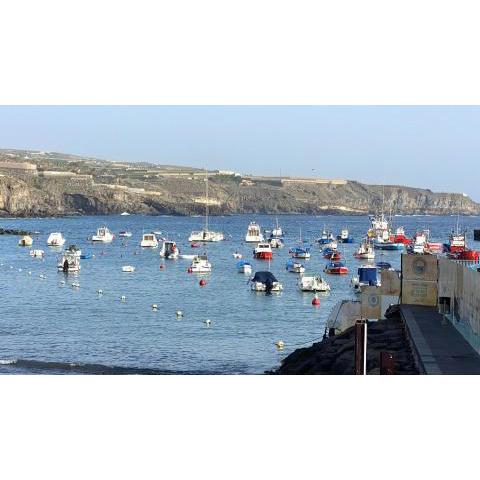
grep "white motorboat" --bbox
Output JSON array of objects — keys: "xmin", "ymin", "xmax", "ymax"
[
  {"xmin": 188, "ymin": 169, "xmax": 224, "ymax": 242},
  {"xmin": 122, "ymin": 265, "xmax": 135, "ymax": 272},
  {"xmin": 190, "ymin": 255, "xmax": 212, "ymax": 273},
  {"xmin": 290, "ymin": 246, "xmax": 311, "ymax": 259},
  {"xmin": 29, "ymin": 249, "xmax": 45, "ymax": 258},
  {"xmin": 237, "ymin": 260, "xmax": 252, "ymax": 274},
  {"xmin": 119, "ymin": 231, "xmax": 132, "ymax": 238},
  {"xmin": 232, "ymin": 251, "xmax": 242, "ymax": 259},
  {"xmin": 298, "ymin": 275, "xmax": 331, "ymax": 292},
  {"xmin": 18, "ymin": 235, "xmax": 33, "ymax": 247},
  {"xmin": 250, "ymin": 271, "xmax": 283, "ymax": 292},
  {"xmin": 160, "ymin": 240, "xmax": 179, "ymax": 259},
  {"xmin": 92, "ymin": 226, "xmax": 114, "ymax": 243},
  {"xmin": 140, "ymin": 233, "xmax": 159, "ymax": 248},
  {"xmin": 286, "ymin": 259, "xmax": 305, "ymax": 274},
  {"xmin": 253, "ymin": 243, "xmax": 273, "ymax": 260},
  {"xmin": 120, "ymin": 211, "xmax": 130, "ymax": 216},
  {"xmin": 57, "ymin": 251, "xmax": 81, "ymax": 273},
  {"xmin": 66, "ymin": 245, "xmax": 81, "ymax": 257},
  {"xmin": 268, "ymin": 237, "xmax": 284, "ymax": 249},
  {"xmin": 353, "ymin": 241, "xmax": 375, "ymax": 260},
  {"xmin": 245, "ymin": 221, "xmax": 264, "ymax": 243},
  {"xmin": 47, "ymin": 232, "xmax": 66, "ymax": 247}
]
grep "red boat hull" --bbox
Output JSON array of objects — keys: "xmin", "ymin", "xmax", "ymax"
[
  {"xmin": 450, "ymin": 250, "xmax": 480, "ymax": 261},
  {"xmin": 325, "ymin": 267, "xmax": 349, "ymax": 275},
  {"xmin": 254, "ymin": 252, "xmax": 273, "ymax": 260},
  {"xmin": 390, "ymin": 234, "xmax": 411, "ymax": 245}
]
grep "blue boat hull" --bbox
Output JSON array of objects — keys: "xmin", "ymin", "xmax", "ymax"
[{"xmin": 373, "ymin": 242, "xmax": 404, "ymax": 251}]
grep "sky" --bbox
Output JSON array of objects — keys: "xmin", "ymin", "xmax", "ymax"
[{"xmin": 0, "ymin": 105, "xmax": 479, "ymax": 200}]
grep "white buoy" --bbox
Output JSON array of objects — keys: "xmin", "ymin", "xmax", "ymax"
[
  {"xmin": 120, "ymin": 295, "xmax": 126, "ymax": 302},
  {"xmin": 204, "ymin": 319, "xmax": 211, "ymax": 327},
  {"xmin": 97, "ymin": 289, "xmax": 103, "ymax": 295},
  {"xmin": 72, "ymin": 282, "xmax": 80, "ymax": 288},
  {"xmin": 39, "ymin": 274, "xmax": 46, "ymax": 279},
  {"xmin": 28, "ymin": 270, "xmax": 32, "ymax": 275},
  {"xmin": 18, "ymin": 268, "xmax": 22, "ymax": 272},
  {"xmin": 152, "ymin": 304, "xmax": 158, "ymax": 311},
  {"xmin": 176, "ymin": 310, "xmax": 184, "ymax": 318},
  {"xmin": 275, "ymin": 340, "xmax": 285, "ymax": 350}
]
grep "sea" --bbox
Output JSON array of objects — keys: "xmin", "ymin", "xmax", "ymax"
[{"xmin": 1, "ymin": 214, "xmax": 479, "ymax": 375}]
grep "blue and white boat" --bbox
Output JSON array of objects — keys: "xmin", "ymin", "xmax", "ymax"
[
  {"xmin": 373, "ymin": 240, "xmax": 404, "ymax": 250},
  {"xmin": 236, "ymin": 259, "xmax": 252, "ymax": 274},
  {"xmin": 289, "ymin": 246, "xmax": 311, "ymax": 259},
  {"xmin": 317, "ymin": 228, "xmax": 335, "ymax": 245},
  {"xmin": 286, "ymin": 259, "xmax": 305, "ymax": 274},
  {"xmin": 337, "ymin": 228, "xmax": 354, "ymax": 244},
  {"xmin": 351, "ymin": 265, "xmax": 380, "ymax": 294}
]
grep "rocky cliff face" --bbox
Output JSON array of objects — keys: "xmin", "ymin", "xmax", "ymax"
[{"xmin": 0, "ymin": 167, "xmax": 478, "ymax": 217}]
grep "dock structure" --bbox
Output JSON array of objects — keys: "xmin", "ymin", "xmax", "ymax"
[{"xmin": 400, "ymin": 305, "xmax": 480, "ymax": 374}]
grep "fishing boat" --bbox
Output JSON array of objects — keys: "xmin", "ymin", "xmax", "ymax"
[
  {"xmin": 391, "ymin": 226, "xmax": 411, "ymax": 245},
  {"xmin": 47, "ymin": 232, "xmax": 66, "ymax": 247},
  {"xmin": 298, "ymin": 275, "xmax": 330, "ymax": 292},
  {"xmin": 448, "ymin": 249, "xmax": 480, "ymax": 262},
  {"xmin": 367, "ymin": 213, "xmax": 390, "ymax": 240},
  {"xmin": 250, "ymin": 271, "xmax": 283, "ymax": 292},
  {"xmin": 324, "ymin": 260, "xmax": 349, "ymax": 275},
  {"xmin": 92, "ymin": 226, "xmax": 114, "ymax": 243},
  {"xmin": 253, "ymin": 243, "xmax": 273, "ymax": 260},
  {"xmin": 245, "ymin": 221, "xmax": 264, "ymax": 243},
  {"xmin": 353, "ymin": 241, "xmax": 375, "ymax": 259},
  {"xmin": 159, "ymin": 240, "xmax": 179, "ymax": 259},
  {"xmin": 337, "ymin": 228, "xmax": 354, "ymax": 243},
  {"xmin": 122, "ymin": 265, "xmax": 135, "ymax": 272},
  {"xmin": 119, "ymin": 231, "xmax": 132, "ymax": 238},
  {"xmin": 268, "ymin": 237, "xmax": 284, "ymax": 249},
  {"xmin": 237, "ymin": 259, "xmax": 252, "ymax": 274},
  {"xmin": 188, "ymin": 169, "xmax": 224, "ymax": 242},
  {"xmin": 18, "ymin": 235, "xmax": 33, "ymax": 247},
  {"xmin": 140, "ymin": 233, "xmax": 158, "ymax": 248},
  {"xmin": 317, "ymin": 229, "xmax": 335, "ymax": 245},
  {"xmin": 350, "ymin": 265, "xmax": 380, "ymax": 294},
  {"xmin": 29, "ymin": 249, "xmax": 45, "ymax": 258},
  {"xmin": 57, "ymin": 251, "xmax": 81, "ymax": 273},
  {"xmin": 286, "ymin": 259, "xmax": 305, "ymax": 274},
  {"xmin": 290, "ymin": 246, "xmax": 311, "ymax": 259},
  {"xmin": 373, "ymin": 238, "xmax": 404, "ymax": 250},
  {"xmin": 376, "ymin": 261, "xmax": 394, "ymax": 270},
  {"xmin": 190, "ymin": 255, "xmax": 212, "ymax": 273},
  {"xmin": 271, "ymin": 218, "xmax": 283, "ymax": 238},
  {"xmin": 409, "ymin": 230, "xmax": 428, "ymax": 254},
  {"xmin": 425, "ymin": 241, "xmax": 444, "ymax": 254}
]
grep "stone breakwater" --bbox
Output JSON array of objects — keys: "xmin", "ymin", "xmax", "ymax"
[
  {"xmin": 271, "ymin": 309, "xmax": 419, "ymax": 375},
  {"xmin": 0, "ymin": 228, "xmax": 32, "ymax": 236}
]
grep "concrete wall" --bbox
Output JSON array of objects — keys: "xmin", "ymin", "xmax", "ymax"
[{"xmin": 401, "ymin": 254, "xmax": 438, "ymax": 307}]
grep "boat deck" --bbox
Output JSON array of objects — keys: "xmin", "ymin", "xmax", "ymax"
[{"xmin": 400, "ymin": 305, "xmax": 480, "ymax": 374}]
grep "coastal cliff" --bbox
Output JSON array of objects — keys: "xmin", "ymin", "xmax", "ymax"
[{"xmin": 0, "ymin": 149, "xmax": 478, "ymax": 217}]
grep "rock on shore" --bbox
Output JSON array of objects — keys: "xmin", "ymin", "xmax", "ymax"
[{"xmin": 272, "ymin": 314, "xmax": 418, "ymax": 375}]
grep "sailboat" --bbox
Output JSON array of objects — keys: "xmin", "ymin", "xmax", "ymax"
[
  {"xmin": 188, "ymin": 169, "xmax": 224, "ymax": 242},
  {"xmin": 271, "ymin": 218, "xmax": 283, "ymax": 238}
]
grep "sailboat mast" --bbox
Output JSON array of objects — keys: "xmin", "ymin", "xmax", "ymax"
[{"xmin": 205, "ymin": 168, "xmax": 209, "ymax": 231}]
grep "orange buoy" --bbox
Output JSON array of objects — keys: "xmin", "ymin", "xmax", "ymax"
[
  {"xmin": 187, "ymin": 267, "xmax": 193, "ymax": 273},
  {"xmin": 199, "ymin": 278, "xmax": 207, "ymax": 287},
  {"xmin": 312, "ymin": 295, "xmax": 321, "ymax": 306}
]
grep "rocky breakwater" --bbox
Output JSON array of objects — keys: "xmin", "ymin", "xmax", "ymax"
[{"xmin": 272, "ymin": 309, "xmax": 418, "ymax": 375}]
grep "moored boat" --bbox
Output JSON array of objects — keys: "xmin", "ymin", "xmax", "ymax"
[
  {"xmin": 18, "ymin": 235, "xmax": 33, "ymax": 247},
  {"xmin": 119, "ymin": 231, "xmax": 132, "ymax": 238},
  {"xmin": 286, "ymin": 259, "xmax": 305, "ymax": 274},
  {"xmin": 236, "ymin": 259, "xmax": 252, "ymax": 274},
  {"xmin": 140, "ymin": 233, "xmax": 159, "ymax": 248},
  {"xmin": 298, "ymin": 275, "xmax": 330, "ymax": 292},
  {"xmin": 190, "ymin": 255, "xmax": 212, "ymax": 273},
  {"xmin": 290, "ymin": 246, "xmax": 311, "ymax": 259},
  {"xmin": 250, "ymin": 271, "xmax": 283, "ymax": 293},
  {"xmin": 29, "ymin": 249, "xmax": 45, "ymax": 258},
  {"xmin": 92, "ymin": 226, "xmax": 114, "ymax": 243},
  {"xmin": 350, "ymin": 265, "xmax": 380, "ymax": 294},
  {"xmin": 324, "ymin": 260, "xmax": 349, "ymax": 275},
  {"xmin": 47, "ymin": 232, "xmax": 66, "ymax": 247},
  {"xmin": 245, "ymin": 222, "xmax": 264, "ymax": 243},
  {"xmin": 160, "ymin": 240, "xmax": 179, "ymax": 258},
  {"xmin": 448, "ymin": 249, "xmax": 480, "ymax": 262},
  {"xmin": 57, "ymin": 251, "xmax": 81, "ymax": 273},
  {"xmin": 268, "ymin": 237, "xmax": 284, "ymax": 249},
  {"xmin": 254, "ymin": 243, "xmax": 273, "ymax": 260},
  {"xmin": 353, "ymin": 241, "xmax": 375, "ymax": 259},
  {"xmin": 337, "ymin": 228, "xmax": 354, "ymax": 243},
  {"xmin": 271, "ymin": 218, "xmax": 283, "ymax": 238}
]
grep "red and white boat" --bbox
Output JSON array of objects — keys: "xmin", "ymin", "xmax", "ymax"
[
  {"xmin": 448, "ymin": 231, "xmax": 466, "ymax": 253},
  {"xmin": 449, "ymin": 249, "xmax": 480, "ymax": 262},
  {"xmin": 324, "ymin": 261, "xmax": 349, "ymax": 275},
  {"xmin": 389, "ymin": 226, "xmax": 411, "ymax": 245},
  {"xmin": 253, "ymin": 243, "xmax": 273, "ymax": 260}
]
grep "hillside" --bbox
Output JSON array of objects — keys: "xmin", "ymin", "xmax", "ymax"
[{"xmin": 0, "ymin": 148, "xmax": 478, "ymax": 217}]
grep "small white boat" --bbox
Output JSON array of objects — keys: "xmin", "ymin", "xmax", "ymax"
[
  {"xmin": 232, "ymin": 252, "xmax": 243, "ymax": 259},
  {"xmin": 120, "ymin": 212, "xmax": 130, "ymax": 216},
  {"xmin": 286, "ymin": 259, "xmax": 305, "ymax": 274},
  {"xmin": 57, "ymin": 252, "xmax": 81, "ymax": 273},
  {"xmin": 250, "ymin": 271, "xmax": 283, "ymax": 292},
  {"xmin": 237, "ymin": 260, "xmax": 252, "ymax": 274},
  {"xmin": 160, "ymin": 240, "xmax": 179, "ymax": 259},
  {"xmin": 119, "ymin": 231, "xmax": 132, "ymax": 238},
  {"xmin": 190, "ymin": 255, "xmax": 212, "ymax": 273},
  {"xmin": 122, "ymin": 265, "xmax": 135, "ymax": 272},
  {"xmin": 290, "ymin": 246, "xmax": 311, "ymax": 259},
  {"xmin": 353, "ymin": 241, "xmax": 375, "ymax": 260},
  {"xmin": 179, "ymin": 254, "xmax": 196, "ymax": 260},
  {"xmin": 188, "ymin": 230, "xmax": 224, "ymax": 242},
  {"xmin": 47, "ymin": 232, "xmax": 66, "ymax": 247},
  {"xmin": 245, "ymin": 222, "xmax": 264, "ymax": 243},
  {"xmin": 29, "ymin": 249, "xmax": 45, "ymax": 258},
  {"xmin": 271, "ymin": 218, "xmax": 283, "ymax": 238},
  {"xmin": 18, "ymin": 235, "xmax": 33, "ymax": 247},
  {"xmin": 298, "ymin": 275, "xmax": 331, "ymax": 292},
  {"xmin": 268, "ymin": 237, "xmax": 284, "ymax": 249},
  {"xmin": 140, "ymin": 233, "xmax": 158, "ymax": 248},
  {"xmin": 66, "ymin": 245, "xmax": 81, "ymax": 257},
  {"xmin": 92, "ymin": 226, "xmax": 114, "ymax": 243}
]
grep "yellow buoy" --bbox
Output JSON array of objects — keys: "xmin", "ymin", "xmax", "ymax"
[{"xmin": 275, "ymin": 340, "xmax": 285, "ymax": 350}]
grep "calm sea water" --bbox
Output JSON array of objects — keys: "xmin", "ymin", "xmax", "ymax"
[{"xmin": 1, "ymin": 214, "xmax": 479, "ymax": 374}]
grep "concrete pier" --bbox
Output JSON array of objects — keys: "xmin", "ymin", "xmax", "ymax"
[{"xmin": 400, "ymin": 305, "xmax": 480, "ymax": 374}]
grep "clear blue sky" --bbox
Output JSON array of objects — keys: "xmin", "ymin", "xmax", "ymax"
[{"xmin": 0, "ymin": 106, "xmax": 478, "ymax": 200}]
